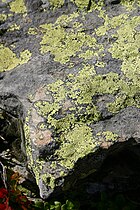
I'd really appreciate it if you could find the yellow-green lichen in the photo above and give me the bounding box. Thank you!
[41,173,55,189]
[19,50,32,64]
[24,114,45,186]
[48,80,66,102]
[24,123,34,168]
[48,0,104,10]
[48,113,76,133]
[55,124,96,168]
[8,23,20,31]
[40,15,97,64]
[28,27,38,35]
[34,63,139,135]
[0,45,31,72]
[25,1,140,185]
[96,131,118,142]
[49,0,64,8]
[0,14,7,22]
[70,0,105,11]
[33,160,44,185]
[121,0,139,10]
[10,0,27,14]
[55,12,79,26]
[108,16,140,83]
[95,14,129,36]
[95,61,106,68]
[79,50,96,60]
[34,101,60,118]
[70,0,90,10]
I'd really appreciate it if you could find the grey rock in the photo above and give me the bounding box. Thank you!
[0,0,140,203]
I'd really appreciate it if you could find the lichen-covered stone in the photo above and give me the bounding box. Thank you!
[0,0,140,200]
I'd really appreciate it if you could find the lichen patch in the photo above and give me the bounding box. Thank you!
[0,45,31,72]
[10,0,27,14]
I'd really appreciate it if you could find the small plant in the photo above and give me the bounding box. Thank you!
[0,171,34,210]
[0,167,78,210]
[33,199,78,210]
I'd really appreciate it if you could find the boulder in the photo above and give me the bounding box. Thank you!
[0,0,140,201]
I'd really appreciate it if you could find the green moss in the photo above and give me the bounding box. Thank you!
[10,0,27,14]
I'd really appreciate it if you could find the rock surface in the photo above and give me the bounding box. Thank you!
[0,0,140,201]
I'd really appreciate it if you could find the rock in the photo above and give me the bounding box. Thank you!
[25,0,43,12]
[0,0,140,203]
[104,0,121,5]
[0,93,26,161]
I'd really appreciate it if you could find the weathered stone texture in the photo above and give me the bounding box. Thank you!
[0,0,140,199]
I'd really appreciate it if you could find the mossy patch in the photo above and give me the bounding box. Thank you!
[0,45,32,72]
